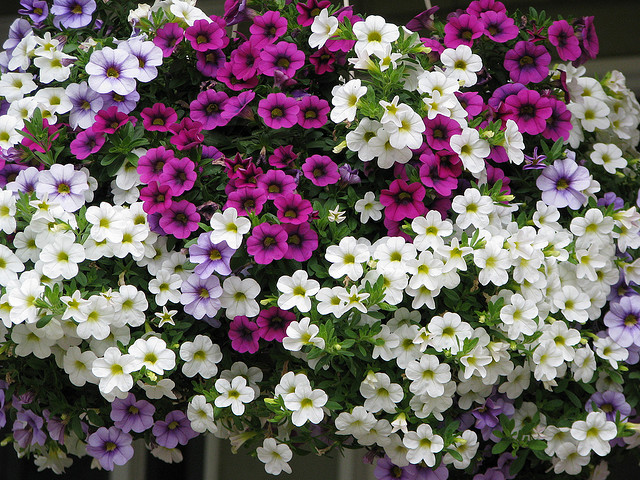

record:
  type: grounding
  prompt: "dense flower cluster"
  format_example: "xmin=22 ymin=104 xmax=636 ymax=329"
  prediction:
xmin=1 ymin=0 xmax=640 ymax=478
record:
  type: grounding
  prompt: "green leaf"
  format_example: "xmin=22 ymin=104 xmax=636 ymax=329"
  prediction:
xmin=528 ymin=440 xmax=547 ymax=451
xmin=491 ymin=439 xmax=511 ymax=455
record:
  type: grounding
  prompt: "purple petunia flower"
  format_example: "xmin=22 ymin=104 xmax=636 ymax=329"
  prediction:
xmin=117 ymin=39 xmax=163 ymax=83
xmin=110 ymin=393 xmax=156 ymax=433
xmin=423 ymin=114 xmax=462 ymax=151
xmin=269 ymin=145 xmax=298 ymax=168
xmin=13 ymin=410 xmax=47 ymax=448
xmin=338 ymin=164 xmax=361 ymax=186
xmin=19 ymin=0 xmax=49 ymax=24
xmin=419 ymin=151 xmax=459 ymax=196
xmin=302 ymin=154 xmax=340 ymax=187
xmin=229 ymin=40 xmax=259 ymax=80
xmin=35 ymin=163 xmax=89 ymax=211
xmin=101 ymin=89 xmax=140 ymax=114
xmin=180 ymin=273 xmax=223 ymax=319
xmin=85 ymin=47 xmax=139 ymax=96
xmin=196 ymin=49 xmax=226 ymax=78
xmin=504 ymin=41 xmax=551 ymax=84
xmin=66 ymin=82 xmax=104 ymax=129
xmin=586 ymin=390 xmax=633 ymax=422
xmin=170 ymin=118 xmax=204 ymax=151
xmin=189 ymin=232 xmax=235 ymax=277
xmin=246 ymin=222 xmax=288 ymax=264
xmin=223 ymin=0 xmax=250 ymax=26
xmin=86 ymin=427 xmax=134 ymax=471
xmin=258 ymin=93 xmax=300 ymax=129
xmin=541 ymin=97 xmax=573 ymax=142
xmin=229 ymin=315 xmax=261 ymax=353
xmin=374 ymin=456 xmax=413 ymax=480
xmin=536 ymin=158 xmax=591 ymax=209
xmin=2 ymin=19 xmax=32 ymax=53
xmin=152 ymin=410 xmax=198 ymax=449
xmin=159 ymin=199 xmax=200 ymax=239
xmin=605 ymin=294 xmax=640 ymax=348
xmin=51 ymin=0 xmax=96 ymax=29
xmin=256 ymin=170 xmax=297 ymax=200
xmin=6 ymin=166 xmax=39 ymax=195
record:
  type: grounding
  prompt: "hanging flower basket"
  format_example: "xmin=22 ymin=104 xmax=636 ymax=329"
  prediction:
xmin=1 ymin=0 xmax=640 ymax=478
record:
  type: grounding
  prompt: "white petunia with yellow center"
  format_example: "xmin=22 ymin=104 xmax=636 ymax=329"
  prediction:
xmin=220 ymin=276 xmax=260 ymax=319
xmin=308 ymin=8 xmax=338 ymax=49
xmin=282 ymin=317 xmax=325 ymax=352
xmin=570 ymin=411 xmax=617 ymax=456
xmin=91 ymin=346 xmax=136 ymax=394
xmin=179 ymin=334 xmax=223 ymax=379
xmin=402 ymin=424 xmax=444 ymax=466
xmin=187 ymin=395 xmax=216 ymax=434
xmin=284 ymin=383 xmax=328 ymax=426
xmin=352 ymin=15 xmax=399 ymax=57
xmin=214 ymin=376 xmax=255 ymax=416
xmin=277 ymin=270 xmax=320 ymax=313
xmin=359 ymin=372 xmax=403 ymax=414
xmin=209 ymin=207 xmax=251 ymax=249
xmin=128 ymin=336 xmax=175 ymax=375
xmin=256 ymin=438 xmax=293 ymax=475
xmin=330 ymin=79 xmax=367 ymax=123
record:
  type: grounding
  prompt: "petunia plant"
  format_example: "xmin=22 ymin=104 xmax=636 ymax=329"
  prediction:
xmin=1 ymin=0 xmax=640 ymax=479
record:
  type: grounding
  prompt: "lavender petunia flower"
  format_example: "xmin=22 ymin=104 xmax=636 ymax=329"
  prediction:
xmin=2 ymin=19 xmax=32 ymax=53
xmin=604 ymin=294 xmax=640 ymax=348
xmin=586 ymin=390 xmax=633 ymax=422
xmin=66 ymin=81 xmax=104 ymax=129
xmin=51 ymin=0 xmax=97 ymax=29
xmin=6 ymin=166 xmax=39 ymax=195
xmin=35 ymin=163 xmax=89 ymax=211
xmin=110 ymin=393 xmax=156 ymax=433
xmin=180 ymin=273 xmax=223 ymax=319
xmin=189 ymin=232 xmax=235 ymax=277
xmin=535 ymin=158 xmax=591 ymax=209
xmin=117 ymin=39 xmax=163 ymax=83
xmin=12 ymin=410 xmax=47 ymax=448
xmin=86 ymin=426 xmax=134 ymax=471
xmin=85 ymin=47 xmax=139 ymax=96
xmin=152 ymin=410 xmax=198 ymax=449
xmin=18 ymin=0 xmax=49 ymax=24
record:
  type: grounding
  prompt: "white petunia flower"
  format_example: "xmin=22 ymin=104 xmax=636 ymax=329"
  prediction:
xmin=209 ymin=208 xmax=251 ymax=249
xmin=91 ymin=346 xmax=136 ymax=394
xmin=256 ymin=438 xmax=293 ymax=475
xmin=440 ymin=45 xmax=483 ymax=87
xmin=330 ymin=79 xmax=367 ymax=123
xmin=282 ymin=317 xmax=325 ymax=351
xmin=355 ymin=191 xmax=384 ymax=223
xmin=214 ymin=376 xmax=255 ymax=415
xmin=277 ymin=270 xmax=320 ymax=313
xmin=179 ymin=334 xmax=223 ymax=378
xmin=325 ymin=236 xmax=370 ymax=281
xmin=284 ymin=383 xmax=328 ymax=426
xmin=570 ymin=411 xmax=617 ymax=456
xmin=220 ymin=276 xmax=260 ymax=319
xmin=63 ymin=346 xmax=99 ymax=387
xmin=403 ymin=424 xmax=444 ymax=466
xmin=359 ymin=372 xmax=403 ymax=414
xmin=128 ymin=336 xmax=175 ymax=375
xmin=187 ymin=395 xmax=217 ymax=434
xmin=308 ymin=8 xmax=338 ymax=49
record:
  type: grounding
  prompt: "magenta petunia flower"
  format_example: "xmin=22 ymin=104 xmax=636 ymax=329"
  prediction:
xmin=138 ymin=146 xmax=176 ymax=184
xmin=541 ymin=98 xmax=573 ymax=142
xmin=296 ymin=0 xmax=331 ymax=26
xmin=258 ymin=93 xmax=300 ymax=129
xmin=374 ymin=456 xmax=413 ymax=480
xmin=152 ymin=411 xmax=198 ymax=449
xmin=502 ymin=89 xmax=552 ymax=135
xmin=92 ymin=106 xmax=134 ymax=134
xmin=578 ymin=16 xmax=599 ymax=61
xmin=274 ymin=193 xmax=313 ymax=225
xmin=189 ymin=232 xmax=235 ymax=277
xmin=504 ymin=41 xmax=551 ymax=84
xmin=51 ymin=0 xmax=96 ymax=29
xmin=466 ymin=0 xmax=506 ymax=17
xmin=153 ymin=23 xmax=184 ymax=57
xmin=110 ymin=393 xmax=156 ymax=433
xmin=297 ymin=95 xmax=330 ymax=129
xmin=234 ymin=163 xmax=263 ymax=189
xmin=185 ymin=18 xmax=229 ymax=52
xmin=419 ymin=151 xmax=459 ymax=197
xmin=229 ymin=40 xmax=260 ymax=80
xmin=548 ymin=19 xmax=581 ymax=62
xmin=488 ymin=82 xmax=526 ymax=112
xmin=141 ymin=103 xmax=178 ymax=132
xmin=256 ymin=170 xmax=297 ymax=200
xmin=196 ymin=49 xmax=226 ymax=78
xmin=225 ymin=186 xmax=267 ymax=216
xmin=282 ymin=222 xmax=318 ymax=262
xmin=86 ymin=427 xmax=134 ymax=471
xmin=269 ymin=145 xmax=298 ymax=168
xmin=479 ymin=10 xmax=518 ymax=43
xmin=257 ymin=307 xmax=295 ymax=342
xmin=140 ymin=182 xmax=173 ymax=214
xmin=70 ymin=129 xmax=105 ymax=160
xmin=246 ymin=222 xmax=288 ymax=264
xmin=159 ymin=199 xmax=200 ymax=239
xmin=229 ymin=316 xmax=261 ymax=353
xmin=301 ymin=154 xmax=340 ymax=187
xmin=224 ymin=153 xmax=253 ymax=179
xmin=257 ymin=42 xmax=305 ymax=78
xmin=190 ymin=90 xmax=230 ymax=130
xmin=250 ymin=10 xmax=288 ymax=48
xmin=85 ymin=47 xmax=139 ymax=96
xmin=222 ymin=91 xmax=256 ymax=121
xmin=456 ymin=91 xmax=485 ymax=117
xmin=536 ymin=158 xmax=591 ymax=209
xmin=216 ymin=62 xmax=260 ymax=91
xmin=443 ymin=13 xmax=484 ymax=48
xmin=423 ymin=114 xmax=462 ymax=151
xmin=170 ymin=118 xmax=204 ymax=151
xmin=309 ymin=46 xmax=337 ymax=75
xmin=380 ymin=179 xmax=427 ymax=222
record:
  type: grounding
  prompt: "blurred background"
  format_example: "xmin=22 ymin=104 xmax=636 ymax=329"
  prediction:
xmin=0 ymin=0 xmax=639 ymax=479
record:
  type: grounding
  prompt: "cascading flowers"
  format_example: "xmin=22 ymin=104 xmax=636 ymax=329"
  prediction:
xmin=0 ymin=0 xmax=640 ymax=479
